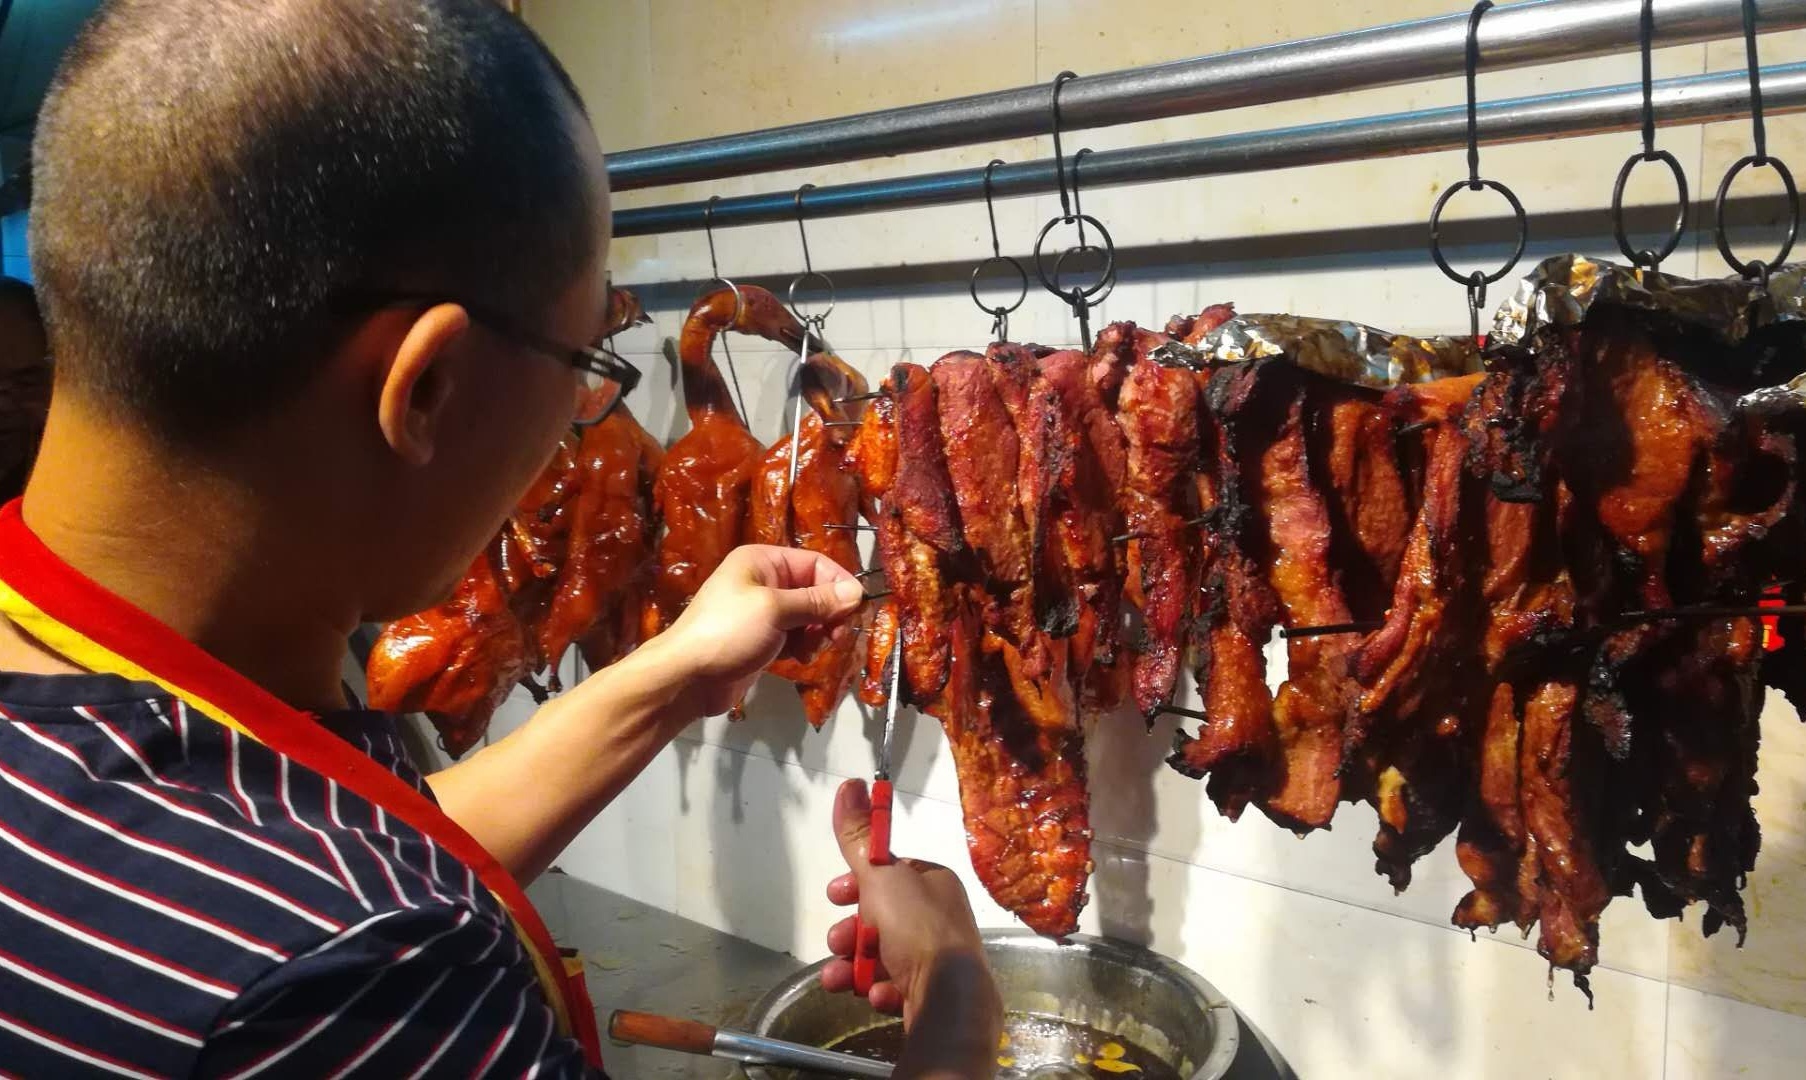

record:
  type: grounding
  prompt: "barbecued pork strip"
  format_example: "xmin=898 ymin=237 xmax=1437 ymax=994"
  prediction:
xmin=1095 ymin=322 xmax=1203 ymax=720
xmin=969 ymin=345 xmax=1082 ymax=735
xmin=1518 ymin=670 xmax=1613 ymax=998
xmin=1625 ymin=615 xmax=1763 ymax=943
xmin=1197 ymin=359 xmax=1364 ymax=831
xmin=1450 ymin=473 xmax=1578 ymax=938
xmin=1034 ymin=347 xmax=1129 ymax=699
xmin=874 ymin=363 xmax=965 ymax=705
xmin=1346 ymin=375 xmax=1483 ymax=888
xmin=1169 ymin=355 xmax=1281 ymax=820
xmin=930 ymin=583 xmax=1092 ymax=939
xmin=855 ymin=359 xmax=1091 ymax=938
xmin=1615 ymin=375 xmax=1797 ymax=940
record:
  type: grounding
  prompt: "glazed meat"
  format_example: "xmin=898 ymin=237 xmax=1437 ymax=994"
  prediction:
xmin=649 ymin=285 xmax=805 ymax=635
xmin=509 ymin=434 xmax=581 ymax=586
xmin=933 ymin=351 xmax=1031 ymax=584
xmin=860 ymin=354 xmax=1093 ymax=937
xmin=1350 ymin=376 xmax=1481 ymax=886
xmin=367 ymin=537 xmax=531 ymax=758
xmin=748 ymin=408 xmax=865 ymax=727
xmin=536 ymin=406 xmax=663 ymax=681
xmin=1033 ymin=347 xmax=1129 ymax=708
xmin=1101 ymin=323 xmax=1201 ymax=718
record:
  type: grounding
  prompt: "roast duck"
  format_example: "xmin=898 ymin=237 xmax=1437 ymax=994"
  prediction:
xmin=368 ymin=265 xmax=1806 ymax=983
xmin=367 ymin=287 xmax=663 ymax=755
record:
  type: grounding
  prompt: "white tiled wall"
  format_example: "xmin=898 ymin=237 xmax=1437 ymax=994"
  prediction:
xmin=490 ymin=3 xmax=1806 ymax=1075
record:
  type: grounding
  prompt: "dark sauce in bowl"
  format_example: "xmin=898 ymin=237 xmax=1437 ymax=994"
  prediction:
xmin=827 ymin=1013 xmax=1180 ymax=1080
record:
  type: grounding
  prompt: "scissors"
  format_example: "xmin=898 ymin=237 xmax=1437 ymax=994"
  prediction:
xmin=853 ymin=634 xmax=903 ymax=996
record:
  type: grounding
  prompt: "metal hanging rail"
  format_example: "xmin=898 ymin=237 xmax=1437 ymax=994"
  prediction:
xmin=613 ymin=62 xmax=1806 ymax=237
xmin=604 ymin=0 xmax=1806 ymax=192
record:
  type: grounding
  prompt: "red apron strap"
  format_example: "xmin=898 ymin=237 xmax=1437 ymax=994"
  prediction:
xmin=0 ymin=500 xmax=603 ymax=1068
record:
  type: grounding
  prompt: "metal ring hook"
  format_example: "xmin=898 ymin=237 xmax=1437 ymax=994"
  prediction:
xmin=1712 ymin=0 xmax=1799 ymax=282
xmin=971 ymin=158 xmax=1029 ymax=335
xmin=1611 ymin=0 xmax=1689 ymax=269
xmin=1428 ymin=0 xmax=1525 ymax=339
xmin=787 ymin=183 xmax=837 ymax=322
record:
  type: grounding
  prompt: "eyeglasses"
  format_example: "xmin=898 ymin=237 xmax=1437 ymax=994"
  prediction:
xmin=343 ymin=291 xmax=643 ymax=427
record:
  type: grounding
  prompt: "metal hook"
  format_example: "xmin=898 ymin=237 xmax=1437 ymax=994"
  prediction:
xmin=704 ymin=195 xmax=727 ymax=279
xmin=1072 ymin=147 xmax=1094 ymax=247
xmin=787 ymin=183 xmax=837 ymax=323
xmin=794 ymin=184 xmax=816 ymax=274
xmin=1637 ymin=0 xmax=1656 ymax=159
xmin=700 ymin=195 xmax=751 ymax=422
xmin=1741 ymin=0 xmax=1768 ymax=163
xmin=983 ymin=159 xmax=1006 ymax=258
xmin=1462 ymin=1 xmax=1493 ymax=189
xmin=1049 ymin=71 xmax=1079 ymax=220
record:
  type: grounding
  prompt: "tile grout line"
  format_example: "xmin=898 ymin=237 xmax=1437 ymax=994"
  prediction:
xmin=674 ymin=731 xmax=1669 ymax=987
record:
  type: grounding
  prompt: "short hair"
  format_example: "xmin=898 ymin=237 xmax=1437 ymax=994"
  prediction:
xmin=30 ymin=0 xmax=596 ymax=440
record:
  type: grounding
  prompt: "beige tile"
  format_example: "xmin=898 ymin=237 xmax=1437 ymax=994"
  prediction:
xmin=1085 ymin=841 xmax=1666 ymax=1078
xmin=1669 ymin=694 xmax=1806 ymax=1018
xmin=1666 ymin=986 xmax=1806 ymax=1080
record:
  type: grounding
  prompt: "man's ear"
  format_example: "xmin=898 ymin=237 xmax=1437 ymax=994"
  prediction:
xmin=376 ymin=304 xmax=471 ymax=467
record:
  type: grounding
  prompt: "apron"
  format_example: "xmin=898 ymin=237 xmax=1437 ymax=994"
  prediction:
xmin=0 ymin=499 xmax=604 ymax=1068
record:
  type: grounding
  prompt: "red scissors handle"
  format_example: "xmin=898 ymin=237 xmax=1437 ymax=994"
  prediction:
xmin=851 ymin=778 xmax=894 ymax=996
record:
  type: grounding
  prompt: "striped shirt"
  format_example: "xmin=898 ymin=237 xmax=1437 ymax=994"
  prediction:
xmin=0 ymin=671 xmax=596 ymax=1077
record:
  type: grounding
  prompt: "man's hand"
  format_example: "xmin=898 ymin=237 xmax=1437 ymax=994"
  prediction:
xmin=429 ymin=545 xmax=864 ymax=882
xmin=821 ymin=780 xmax=994 ymax=1025
xmin=654 ymin=544 xmax=866 ymax=717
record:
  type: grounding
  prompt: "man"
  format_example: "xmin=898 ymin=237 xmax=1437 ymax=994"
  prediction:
xmin=0 ymin=277 xmax=47 ymax=502
xmin=0 ymin=1 xmax=1000 ymax=1076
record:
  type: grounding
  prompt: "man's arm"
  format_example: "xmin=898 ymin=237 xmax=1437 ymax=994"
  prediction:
xmin=822 ymin=780 xmax=1004 ymax=1079
xmin=426 ymin=545 xmax=866 ymax=882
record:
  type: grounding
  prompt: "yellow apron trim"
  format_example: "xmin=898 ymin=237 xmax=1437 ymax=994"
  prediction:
xmin=0 ymin=580 xmax=250 ymax=736
xmin=0 ymin=579 xmax=577 ymax=1038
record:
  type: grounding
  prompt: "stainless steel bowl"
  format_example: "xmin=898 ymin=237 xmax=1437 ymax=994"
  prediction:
xmin=740 ymin=931 xmax=1240 ymax=1080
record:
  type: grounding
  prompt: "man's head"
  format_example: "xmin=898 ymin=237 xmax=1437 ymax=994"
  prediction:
xmin=29 ymin=0 xmax=612 ymax=617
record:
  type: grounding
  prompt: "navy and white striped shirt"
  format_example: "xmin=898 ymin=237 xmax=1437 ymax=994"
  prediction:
xmin=0 ymin=671 xmax=595 ymax=1077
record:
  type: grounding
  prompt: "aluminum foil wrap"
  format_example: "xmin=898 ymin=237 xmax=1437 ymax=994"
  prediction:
xmin=1178 ymin=314 xmax=1481 ymax=389
xmin=1491 ymin=253 xmax=1806 ymax=349
xmin=1489 ymin=253 xmax=1806 ymax=407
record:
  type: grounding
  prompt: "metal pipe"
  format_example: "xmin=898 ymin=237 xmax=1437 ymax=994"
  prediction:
xmin=614 ymin=62 xmax=1806 ymax=237
xmin=605 ymin=0 xmax=1806 ymax=191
